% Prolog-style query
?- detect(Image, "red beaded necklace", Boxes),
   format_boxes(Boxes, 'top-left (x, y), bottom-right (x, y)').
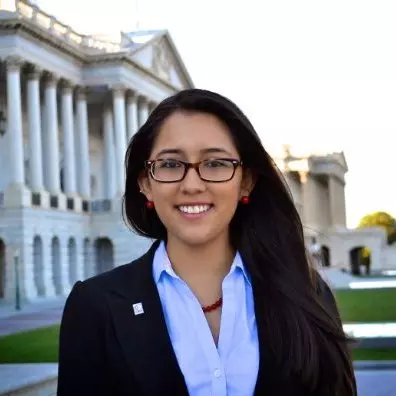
top-left (202, 297), bottom-right (223, 313)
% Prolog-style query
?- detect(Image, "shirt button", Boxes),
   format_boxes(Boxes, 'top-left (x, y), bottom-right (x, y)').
top-left (214, 369), bottom-right (222, 378)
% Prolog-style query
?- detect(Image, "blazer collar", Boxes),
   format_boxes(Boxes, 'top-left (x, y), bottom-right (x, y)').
top-left (105, 240), bottom-right (303, 396)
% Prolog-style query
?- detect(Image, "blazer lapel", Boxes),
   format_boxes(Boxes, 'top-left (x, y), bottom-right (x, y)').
top-left (105, 241), bottom-right (188, 395)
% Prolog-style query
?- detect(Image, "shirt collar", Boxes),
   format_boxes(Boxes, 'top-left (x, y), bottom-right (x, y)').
top-left (153, 240), bottom-right (251, 285)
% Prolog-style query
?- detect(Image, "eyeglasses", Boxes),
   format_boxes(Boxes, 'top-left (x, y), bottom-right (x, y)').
top-left (145, 158), bottom-right (243, 183)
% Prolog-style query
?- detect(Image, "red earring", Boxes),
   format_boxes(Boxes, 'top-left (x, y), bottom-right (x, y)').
top-left (240, 195), bottom-right (250, 205)
top-left (145, 200), bottom-right (154, 209)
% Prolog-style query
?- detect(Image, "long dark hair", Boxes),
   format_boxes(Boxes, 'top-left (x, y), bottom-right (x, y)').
top-left (123, 89), bottom-right (356, 395)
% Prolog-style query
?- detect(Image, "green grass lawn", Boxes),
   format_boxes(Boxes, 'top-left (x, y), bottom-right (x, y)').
top-left (0, 288), bottom-right (395, 364)
top-left (335, 288), bottom-right (396, 323)
top-left (352, 348), bottom-right (396, 360)
top-left (0, 325), bottom-right (59, 363)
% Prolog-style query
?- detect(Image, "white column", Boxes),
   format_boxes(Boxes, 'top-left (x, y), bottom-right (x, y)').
top-left (329, 176), bottom-right (347, 229)
top-left (126, 92), bottom-right (138, 141)
top-left (103, 106), bottom-right (116, 199)
top-left (6, 56), bottom-right (25, 187)
top-left (27, 66), bottom-right (44, 192)
top-left (43, 73), bottom-right (61, 194)
top-left (138, 96), bottom-right (149, 128)
top-left (75, 87), bottom-right (90, 199)
top-left (112, 86), bottom-right (127, 195)
top-left (61, 81), bottom-right (77, 195)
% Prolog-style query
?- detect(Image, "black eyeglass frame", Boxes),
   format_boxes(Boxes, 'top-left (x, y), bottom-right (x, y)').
top-left (144, 158), bottom-right (243, 183)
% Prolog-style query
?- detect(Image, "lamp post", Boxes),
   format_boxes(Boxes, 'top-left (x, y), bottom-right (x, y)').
top-left (14, 249), bottom-right (21, 311)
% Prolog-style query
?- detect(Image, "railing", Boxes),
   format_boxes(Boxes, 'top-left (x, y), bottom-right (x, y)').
top-left (0, 0), bottom-right (123, 54)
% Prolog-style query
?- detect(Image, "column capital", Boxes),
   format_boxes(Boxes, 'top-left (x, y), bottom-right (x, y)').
top-left (112, 85), bottom-right (126, 98)
top-left (138, 94), bottom-right (149, 104)
top-left (5, 55), bottom-right (24, 71)
top-left (60, 79), bottom-right (75, 95)
top-left (148, 100), bottom-right (157, 111)
top-left (126, 90), bottom-right (138, 103)
top-left (75, 86), bottom-right (88, 100)
top-left (43, 72), bottom-right (59, 87)
top-left (26, 64), bottom-right (43, 80)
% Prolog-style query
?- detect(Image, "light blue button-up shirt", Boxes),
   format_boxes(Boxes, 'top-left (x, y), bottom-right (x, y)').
top-left (153, 241), bottom-right (259, 396)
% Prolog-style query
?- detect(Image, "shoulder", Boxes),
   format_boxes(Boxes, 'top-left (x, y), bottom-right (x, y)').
top-left (64, 240), bottom-right (160, 310)
top-left (314, 271), bottom-right (335, 300)
top-left (312, 271), bottom-right (341, 322)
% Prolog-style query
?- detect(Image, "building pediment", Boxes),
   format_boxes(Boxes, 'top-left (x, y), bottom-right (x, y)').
top-left (123, 30), bottom-right (194, 90)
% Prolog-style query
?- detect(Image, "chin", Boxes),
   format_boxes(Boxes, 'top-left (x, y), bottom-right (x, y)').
top-left (172, 228), bottom-right (227, 248)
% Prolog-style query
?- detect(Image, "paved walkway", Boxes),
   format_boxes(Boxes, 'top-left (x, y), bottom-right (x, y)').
top-left (319, 267), bottom-right (396, 290)
top-left (0, 298), bottom-right (65, 337)
top-left (356, 369), bottom-right (396, 396)
top-left (0, 364), bottom-right (57, 395)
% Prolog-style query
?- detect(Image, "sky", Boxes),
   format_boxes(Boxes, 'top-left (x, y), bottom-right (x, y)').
top-left (35, 0), bottom-right (396, 227)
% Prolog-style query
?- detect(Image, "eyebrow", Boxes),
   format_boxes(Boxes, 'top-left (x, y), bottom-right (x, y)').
top-left (155, 147), bottom-right (234, 157)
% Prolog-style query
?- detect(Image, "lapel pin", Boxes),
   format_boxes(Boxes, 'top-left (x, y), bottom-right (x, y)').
top-left (133, 302), bottom-right (144, 316)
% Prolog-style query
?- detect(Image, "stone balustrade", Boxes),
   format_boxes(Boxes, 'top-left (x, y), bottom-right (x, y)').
top-left (1, 0), bottom-right (122, 54)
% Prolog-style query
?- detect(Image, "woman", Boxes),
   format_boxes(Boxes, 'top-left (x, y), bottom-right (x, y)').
top-left (57, 89), bottom-right (357, 395)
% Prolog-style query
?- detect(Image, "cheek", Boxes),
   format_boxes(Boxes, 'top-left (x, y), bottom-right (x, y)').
top-left (213, 183), bottom-right (242, 210)
top-left (150, 185), bottom-right (176, 211)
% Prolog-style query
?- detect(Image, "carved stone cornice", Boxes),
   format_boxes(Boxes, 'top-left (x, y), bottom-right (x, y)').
top-left (0, 11), bottom-right (184, 92)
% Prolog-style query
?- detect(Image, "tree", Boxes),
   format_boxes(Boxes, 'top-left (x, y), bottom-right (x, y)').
top-left (355, 211), bottom-right (396, 274)
top-left (358, 211), bottom-right (396, 244)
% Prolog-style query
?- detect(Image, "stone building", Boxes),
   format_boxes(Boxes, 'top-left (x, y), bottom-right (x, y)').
top-left (0, 0), bottom-right (193, 304)
top-left (277, 148), bottom-right (394, 274)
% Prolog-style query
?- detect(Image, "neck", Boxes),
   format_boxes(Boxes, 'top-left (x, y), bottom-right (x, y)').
top-left (165, 235), bottom-right (235, 282)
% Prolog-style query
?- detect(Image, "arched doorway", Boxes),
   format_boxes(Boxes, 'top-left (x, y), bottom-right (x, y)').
top-left (94, 238), bottom-right (114, 275)
top-left (33, 236), bottom-right (45, 296)
top-left (0, 239), bottom-right (5, 299)
top-left (321, 245), bottom-right (331, 267)
top-left (349, 246), bottom-right (371, 275)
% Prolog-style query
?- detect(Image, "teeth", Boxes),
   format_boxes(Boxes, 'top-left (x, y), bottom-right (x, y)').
top-left (178, 205), bottom-right (211, 214)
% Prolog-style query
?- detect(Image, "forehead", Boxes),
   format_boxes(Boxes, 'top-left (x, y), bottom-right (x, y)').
top-left (151, 111), bottom-right (238, 156)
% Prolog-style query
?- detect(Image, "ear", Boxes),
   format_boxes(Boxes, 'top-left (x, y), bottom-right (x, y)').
top-left (138, 170), bottom-right (153, 201)
top-left (240, 169), bottom-right (256, 198)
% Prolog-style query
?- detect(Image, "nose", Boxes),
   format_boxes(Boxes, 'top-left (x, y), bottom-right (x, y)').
top-left (180, 166), bottom-right (207, 194)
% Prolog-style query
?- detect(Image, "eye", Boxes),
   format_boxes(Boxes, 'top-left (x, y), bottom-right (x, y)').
top-left (157, 159), bottom-right (183, 169)
top-left (203, 159), bottom-right (233, 168)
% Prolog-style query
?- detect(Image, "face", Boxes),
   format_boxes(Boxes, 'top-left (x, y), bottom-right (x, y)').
top-left (139, 111), bottom-right (253, 248)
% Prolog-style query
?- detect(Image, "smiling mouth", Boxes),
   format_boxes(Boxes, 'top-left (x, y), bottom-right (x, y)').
top-left (176, 204), bottom-right (213, 214)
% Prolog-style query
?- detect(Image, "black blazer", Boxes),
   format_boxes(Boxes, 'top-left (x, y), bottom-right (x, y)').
top-left (57, 240), bottom-right (343, 396)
